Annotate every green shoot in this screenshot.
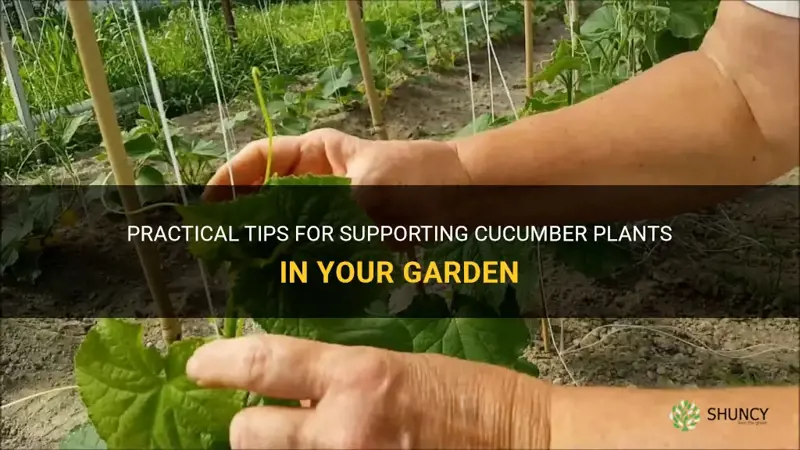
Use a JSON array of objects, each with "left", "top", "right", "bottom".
[{"left": 251, "top": 67, "right": 275, "bottom": 184}]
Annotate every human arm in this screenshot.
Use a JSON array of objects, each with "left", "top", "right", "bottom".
[
  {"left": 436, "top": 0, "right": 800, "bottom": 224},
  {"left": 204, "top": 1, "right": 797, "bottom": 224},
  {"left": 186, "top": 334, "right": 800, "bottom": 449},
  {"left": 454, "top": 0, "right": 799, "bottom": 187}
]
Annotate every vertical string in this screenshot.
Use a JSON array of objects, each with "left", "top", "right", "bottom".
[
  {"left": 483, "top": 0, "right": 494, "bottom": 119},
  {"left": 461, "top": 3, "right": 476, "bottom": 133},
  {"left": 414, "top": 0, "right": 431, "bottom": 72},
  {"left": 314, "top": 0, "right": 342, "bottom": 105},
  {"left": 130, "top": 0, "right": 187, "bottom": 200},
  {"left": 193, "top": 0, "right": 237, "bottom": 193},
  {"left": 197, "top": 0, "right": 239, "bottom": 156},
  {"left": 130, "top": 0, "right": 219, "bottom": 334},
  {"left": 111, "top": 3, "right": 152, "bottom": 110},
  {"left": 477, "top": 0, "right": 518, "bottom": 119}
]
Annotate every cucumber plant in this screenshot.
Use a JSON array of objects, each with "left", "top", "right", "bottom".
[
  {"left": 64, "top": 3, "right": 719, "bottom": 447},
  {"left": 67, "top": 68, "right": 541, "bottom": 450}
]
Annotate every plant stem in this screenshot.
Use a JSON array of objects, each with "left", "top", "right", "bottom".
[
  {"left": 223, "top": 268, "right": 239, "bottom": 339},
  {"left": 251, "top": 67, "right": 275, "bottom": 184},
  {"left": 223, "top": 295, "right": 239, "bottom": 339},
  {"left": 405, "top": 248, "right": 426, "bottom": 297}
]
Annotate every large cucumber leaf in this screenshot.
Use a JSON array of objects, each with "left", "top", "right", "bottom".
[
  {"left": 179, "top": 175, "right": 393, "bottom": 318},
  {"left": 74, "top": 319, "right": 244, "bottom": 449}
]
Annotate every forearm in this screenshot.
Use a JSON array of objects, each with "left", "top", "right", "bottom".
[
  {"left": 453, "top": 50, "right": 783, "bottom": 187},
  {"left": 548, "top": 384, "right": 800, "bottom": 449}
]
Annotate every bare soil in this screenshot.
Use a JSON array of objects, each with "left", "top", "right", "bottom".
[{"left": 2, "top": 20, "right": 798, "bottom": 449}]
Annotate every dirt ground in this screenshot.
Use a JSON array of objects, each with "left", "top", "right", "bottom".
[{"left": 2, "top": 20, "right": 799, "bottom": 449}]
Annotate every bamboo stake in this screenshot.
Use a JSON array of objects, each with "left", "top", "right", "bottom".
[
  {"left": 523, "top": 0, "right": 548, "bottom": 351},
  {"left": 523, "top": 0, "right": 535, "bottom": 98},
  {"left": 345, "top": 0, "right": 388, "bottom": 140},
  {"left": 568, "top": 0, "right": 579, "bottom": 99},
  {"left": 66, "top": 1, "right": 181, "bottom": 344},
  {"left": 220, "top": 0, "right": 238, "bottom": 45}
]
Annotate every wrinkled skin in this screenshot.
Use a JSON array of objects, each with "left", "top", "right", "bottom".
[
  {"left": 199, "top": 130, "right": 549, "bottom": 449},
  {"left": 187, "top": 334, "right": 549, "bottom": 449}
]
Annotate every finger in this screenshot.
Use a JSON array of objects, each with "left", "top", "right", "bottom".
[
  {"left": 229, "top": 406, "right": 311, "bottom": 449},
  {"left": 203, "top": 136, "right": 305, "bottom": 202},
  {"left": 290, "top": 128, "right": 349, "bottom": 177},
  {"left": 186, "top": 334, "right": 342, "bottom": 401}
]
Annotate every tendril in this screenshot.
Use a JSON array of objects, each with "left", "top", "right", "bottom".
[{"left": 251, "top": 67, "right": 275, "bottom": 185}]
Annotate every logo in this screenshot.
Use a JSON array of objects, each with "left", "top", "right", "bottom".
[
  {"left": 670, "top": 400, "right": 701, "bottom": 431},
  {"left": 707, "top": 407, "right": 768, "bottom": 425}
]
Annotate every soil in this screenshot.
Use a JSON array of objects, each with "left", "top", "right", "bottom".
[{"left": 2, "top": 19, "right": 799, "bottom": 449}]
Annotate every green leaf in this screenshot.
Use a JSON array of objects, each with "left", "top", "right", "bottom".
[
  {"left": 533, "top": 54, "right": 582, "bottom": 84},
  {"left": 61, "top": 113, "right": 89, "bottom": 146},
  {"left": 190, "top": 140, "right": 224, "bottom": 158},
  {"left": 75, "top": 319, "right": 245, "bottom": 449},
  {"left": 28, "top": 192, "right": 61, "bottom": 231},
  {"left": 364, "top": 21, "right": 388, "bottom": 38},
  {"left": 256, "top": 318, "right": 414, "bottom": 353},
  {"left": 277, "top": 116, "right": 309, "bottom": 136},
  {"left": 138, "top": 104, "right": 155, "bottom": 122},
  {"left": 513, "top": 358, "right": 540, "bottom": 377},
  {"left": 267, "top": 174, "right": 351, "bottom": 186},
  {"left": 524, "top": 91, "right": 568, "bottom": 114},
  {"left": 60, "top": 423, "right": 107, "bottom": 449},
  {"left": 423, "top": 239, "right": 537, "bottom": 313},
  {"left": 307, "top": 99, "right": 339, "bottom": 113},
  {"left": 579, "top": 74, "right": 614, "bottom": 97},
  {"left": 633, "top": 4, "right": 670, "bottom": 17},
  {"left": 312, "top": 318, "right": 414, "bottom": 352},
  {"left": 400, "top": 315, "right": 530, "bottom": 366},
  {"left": 667, "top": 2, "right": 707, "bottom": 39},
  {"left": 668, "top": 12, "right": 703, "bottom": 39},
  {"left": 246, "top": 394, "right": 302, "bottom": 408},
  {"left": 0, "top": 244, "right": 20, "bottom": 274},
  {"left": 322, "top": 67, "right": 354, "bottom": 99},
  {"left": 136, "top": 165, "right": 165, "bottom": 186},
  {"left": 124, "top": 134, "right": 159, "bottom": 160},
  {"left": 551, "top": 239, "right": 633, "bottom": 278},
  {"left": 179, "top": 175, "right": 392, "bottom": 318},
  {"left": 581, "top": 5, "right": 617, "bottom": 36},
  {"left": 397, "top": 292, "right": 451, "bottom": 318},
  {"left": 655, "top": 31, "right": 696, "bottom": 60},
  {"left": 283, "top": 92, "right": 300, "bottom": 105},
  {"left": 233, "top": 110, "right": 249, "bottom": 123},
  {"left": 454, "top": 113, "right": 494, "bottom": 138}
]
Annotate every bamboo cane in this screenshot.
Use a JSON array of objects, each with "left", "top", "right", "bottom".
[
  {"left": 568, "top": 0, "right": 579, "bottom": 98},
  {"left": 523, "top": 0, "right": 535, "bottom": 98},
  {"left": 220, "top": 0, "right": 238, "bottom": 45},
  {"left": 345, "top": 0, "right": 389, "bottom": 140},
  {"left": 66, "top": 1, "right": 181, "bottom": 344},
  {"left": 523, "top": 0, "right": 549, "bottom": 352}
]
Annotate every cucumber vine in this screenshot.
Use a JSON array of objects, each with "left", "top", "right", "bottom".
[
  {"left": 251, "top": 67, "right": 275, "bottom": 185},
  {"left": 63, "top": 1, "right": 724, "bottom": 446}
]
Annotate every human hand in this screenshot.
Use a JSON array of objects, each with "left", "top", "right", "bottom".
[
  {"left": 202, "top": 128, "right": 470, "bottom": 201},
  {"left": 186, "top": 334, "right": 550, "bottom": 449}
]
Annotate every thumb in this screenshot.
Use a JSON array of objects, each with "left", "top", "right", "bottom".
[{"left": 202, "top": 135, "right": 305, "bottom": 202}]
